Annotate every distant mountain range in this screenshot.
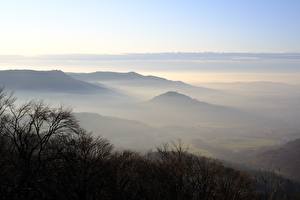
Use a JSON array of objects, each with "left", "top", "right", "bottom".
[
  {"left": 68, "top": 71, "right": 205, "bottom": 88},
  {"left": 0, "top": 70, "right": 111, "bottom": 94},
  {"left": 69, "top": 71, "right": 217, "bottom": 99},
  {"left": 69, "top": 71, "right": 166, "bottom": 81},
  {"left": 0, "top": 69, "right": 218, "bottom": 101},
  {"left": 3, "top": 52, "right": 300, "bottom": 61}
]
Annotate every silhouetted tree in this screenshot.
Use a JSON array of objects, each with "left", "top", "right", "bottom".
[
  {"left": 51, "top": 131, "right": 113, "bottom": 200},
  {"left": 0, "top": 89, "right": 299, "bottom": 200},
  {"left": 0, "top": 90, "right": 80, "bottom": 199}
]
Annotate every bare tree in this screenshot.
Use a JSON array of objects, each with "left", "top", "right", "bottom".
[
  {"left": 0, "top": 94, "right": 80, "bottom": 199},
  {"left": 52, "top": 131, "right": 113, "bottom": 200},
  {"left": 0, "top": 89, "right": 297, "bottom": 200}
]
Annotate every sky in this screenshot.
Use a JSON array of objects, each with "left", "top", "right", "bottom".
[{"left": 0, "top": 0, "right": 300, "bottom": 55}]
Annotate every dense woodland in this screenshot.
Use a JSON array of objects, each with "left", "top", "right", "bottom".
[{"left": 0, "top": 89, "right": 299, "bottom": 200}]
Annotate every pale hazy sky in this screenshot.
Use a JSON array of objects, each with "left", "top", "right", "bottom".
[{"left": 0, "top": 0, "right": 300, "bottom": 55}]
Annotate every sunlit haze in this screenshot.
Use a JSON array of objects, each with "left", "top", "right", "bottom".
[{"left": 1, "top": 1, "right": 300, "bottom": 198}]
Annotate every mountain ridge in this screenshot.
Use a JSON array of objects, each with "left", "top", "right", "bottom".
[
  {"left": 0, "top": 70, "right": 112, "bottom": 94},
  {"left": 69, "top": 71, "right": 185, "bottom": 84}
]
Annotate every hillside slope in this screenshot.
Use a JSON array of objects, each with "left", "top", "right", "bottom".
[{"left": 252, "top": 138, "right": 300, "bottom": 181}]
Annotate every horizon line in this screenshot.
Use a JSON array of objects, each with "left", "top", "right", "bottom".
[{"left": 1, "top": 51, "right": 300, "bottom": 57}]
